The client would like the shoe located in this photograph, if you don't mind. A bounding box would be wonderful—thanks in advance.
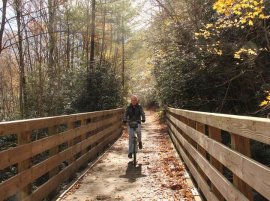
[128,153,132,158]
[139,142,143,149]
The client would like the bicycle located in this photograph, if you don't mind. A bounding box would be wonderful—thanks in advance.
[127,121,139,167]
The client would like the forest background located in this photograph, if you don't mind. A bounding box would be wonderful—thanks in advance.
[1,0,270,121]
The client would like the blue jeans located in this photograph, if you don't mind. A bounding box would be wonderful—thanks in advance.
[128,124,141,154]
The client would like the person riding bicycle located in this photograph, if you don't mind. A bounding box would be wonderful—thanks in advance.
[123,95,146,158]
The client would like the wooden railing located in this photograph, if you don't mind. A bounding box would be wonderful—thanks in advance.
[0,108,123,201]
[166,107,270,201]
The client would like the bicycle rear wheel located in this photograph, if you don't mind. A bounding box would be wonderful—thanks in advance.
[133,138,137,167]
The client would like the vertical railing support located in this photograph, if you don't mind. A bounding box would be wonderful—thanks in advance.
[48,126,59,177]
[81,119,88,154]
[48,125,59,197]
[17,131,32,200]
[208,126,224,201]
[196,122,209,183]
[231,134,253,201]
[67,121,75,165]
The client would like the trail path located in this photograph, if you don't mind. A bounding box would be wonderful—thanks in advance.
[58,111,196,201]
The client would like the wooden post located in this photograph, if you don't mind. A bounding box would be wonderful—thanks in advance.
[48,126,59,178]
[98,114,108,153]
[208,126,224,201]
[185,118,201,190]
[187,119,198,151]
[17,131,32,200]
[67,121,75,165]
[81,119,88,155]
[231,133,253,201]
[196,122,207,157]
[180,116,189,148]
[196,122,209,183]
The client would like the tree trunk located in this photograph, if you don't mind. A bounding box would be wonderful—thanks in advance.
[86,1,90,70]
[48,0,57,115]
[113,46,118,73]
[67,25,71,69]
[0,0,8,54]
[109,20,113,62]
[100,0,107,66]
[121,16,125,88]
[90,0,96,69]
[23,16,33,72]
[15,0,27,118]
[48,0,56,79]
[71,33,75,69]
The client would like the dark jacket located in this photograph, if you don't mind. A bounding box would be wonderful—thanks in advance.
[123,104,145,123]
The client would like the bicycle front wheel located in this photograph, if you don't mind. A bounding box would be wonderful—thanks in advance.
[133,138,137,167]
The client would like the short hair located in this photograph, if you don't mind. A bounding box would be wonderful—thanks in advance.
[131,95,138,101]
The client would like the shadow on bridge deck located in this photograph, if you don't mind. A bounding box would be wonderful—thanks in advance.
[119,162,147,183]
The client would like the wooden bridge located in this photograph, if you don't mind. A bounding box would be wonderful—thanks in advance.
[0,107,269,201]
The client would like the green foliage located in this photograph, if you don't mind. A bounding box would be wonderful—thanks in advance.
[73,62,123,112]
[25,62,86,117]
[149,0,270,115]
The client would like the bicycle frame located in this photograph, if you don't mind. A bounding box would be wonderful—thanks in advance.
[126,120,139,167]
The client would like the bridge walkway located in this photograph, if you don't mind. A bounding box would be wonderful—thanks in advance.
[57,111,197,201]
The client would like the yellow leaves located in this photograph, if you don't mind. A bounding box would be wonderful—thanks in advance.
[253,11,260,16]
[214,48,223,55]
[234,48,257,59]
[213,0,233,14]
[195,29,212,39]
[196,44,223,56]
[234,53,241,59]
[247,48,257,55]
[260,92,270,107]
[248,20,254,26]
[195,0,269,58]
[260,100,269,107]
[213,0,269,27]
[206,23,214,28]
[240,18,247,24]
[253,1,259,6]
[259,14,269,19]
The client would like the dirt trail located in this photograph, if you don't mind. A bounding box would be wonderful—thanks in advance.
[57,111,195,201]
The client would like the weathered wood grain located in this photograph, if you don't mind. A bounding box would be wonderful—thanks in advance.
[167,112,270,200]
[0,108,123,136]
[0,108,123,200]
[0,114,120,170]
[208,126,224,201]
[167,107,270,144]
[167,121,249,201]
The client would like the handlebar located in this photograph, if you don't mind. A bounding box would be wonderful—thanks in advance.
[123,120,144,123]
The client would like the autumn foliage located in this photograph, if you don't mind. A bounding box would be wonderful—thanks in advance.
[150,0,270,116]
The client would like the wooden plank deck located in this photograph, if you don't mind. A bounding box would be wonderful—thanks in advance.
[56,111,197,201]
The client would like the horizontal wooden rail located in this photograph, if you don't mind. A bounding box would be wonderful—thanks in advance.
[166,107,270,201]
[0,108,124,201]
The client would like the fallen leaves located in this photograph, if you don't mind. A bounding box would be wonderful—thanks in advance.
[150,121,194,201]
